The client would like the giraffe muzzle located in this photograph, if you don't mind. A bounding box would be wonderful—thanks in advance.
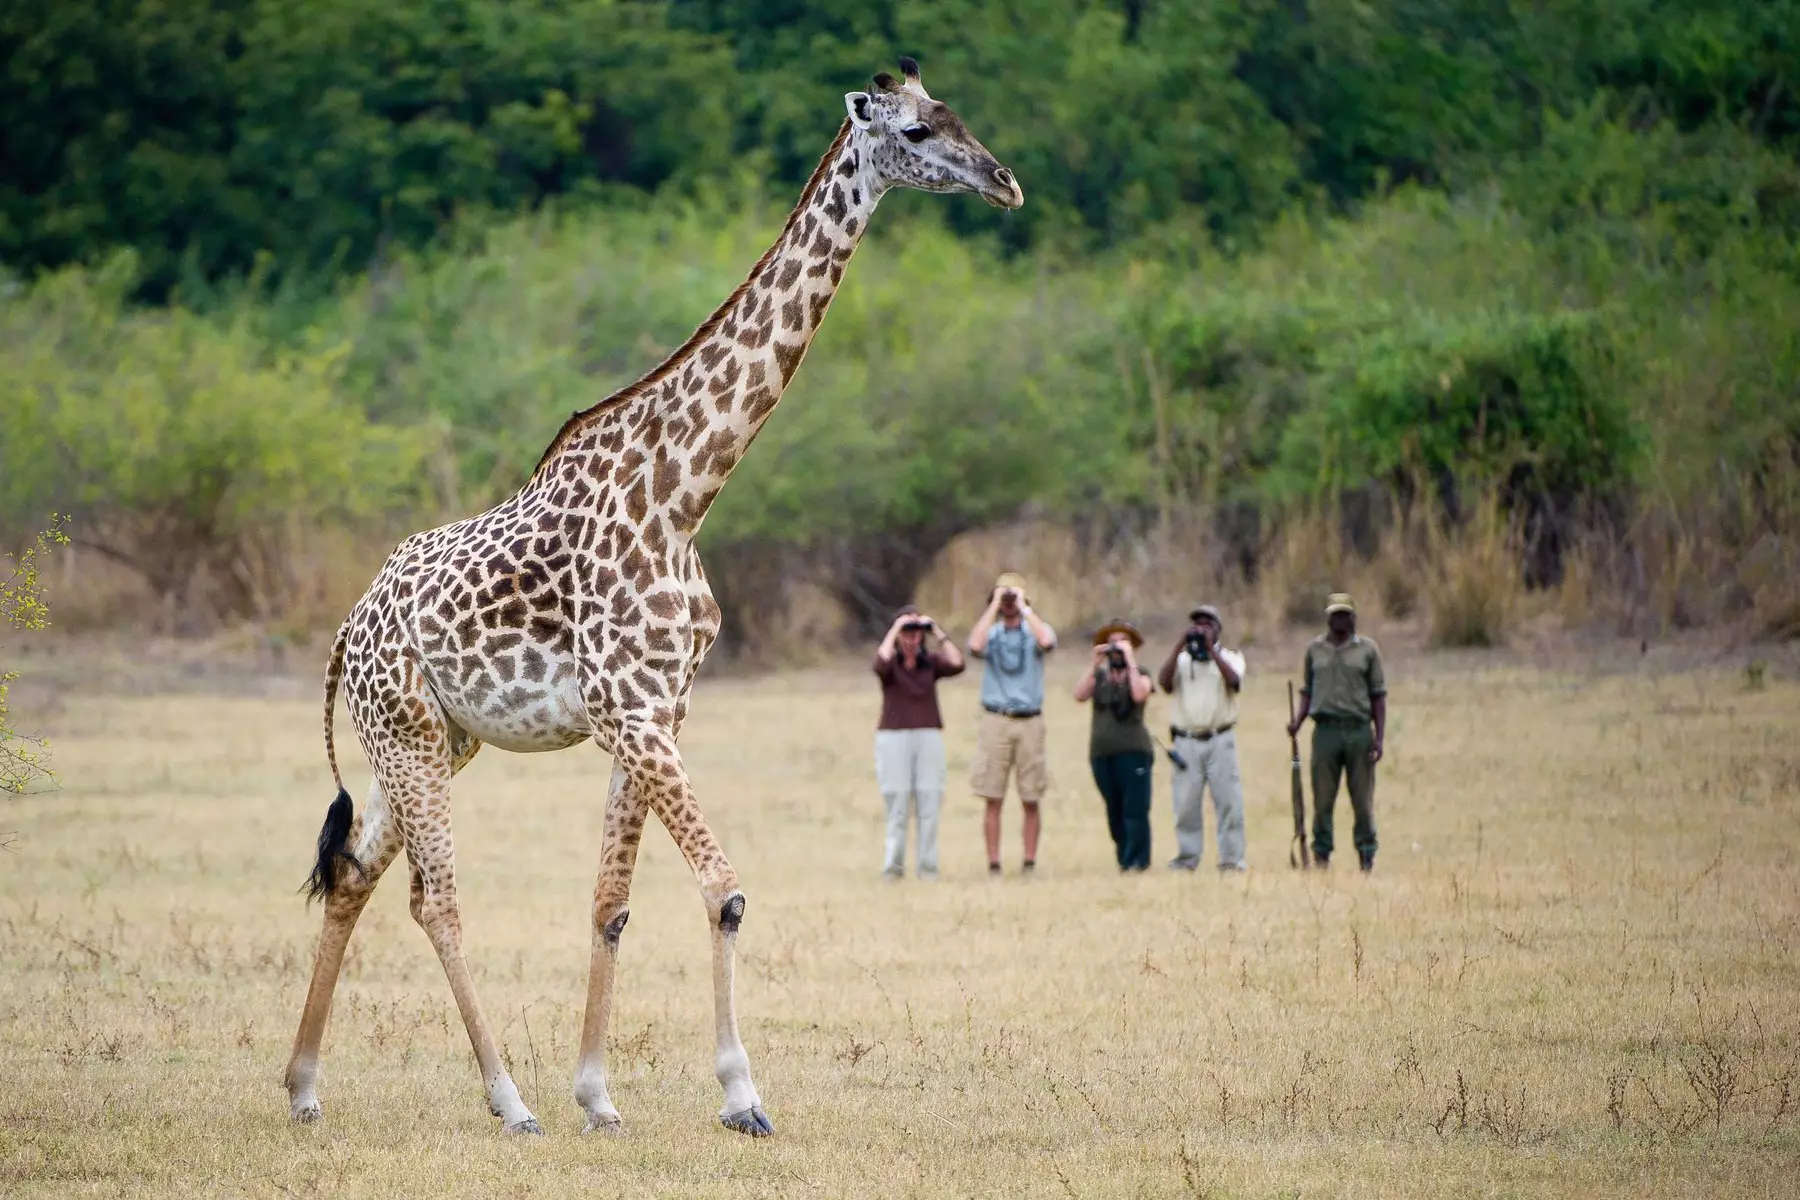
[984,166,1024,210]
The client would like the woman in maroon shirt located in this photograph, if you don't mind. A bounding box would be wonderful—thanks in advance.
[873,605,965,879]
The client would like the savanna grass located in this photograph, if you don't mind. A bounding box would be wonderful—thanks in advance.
[2,641,1798,1197]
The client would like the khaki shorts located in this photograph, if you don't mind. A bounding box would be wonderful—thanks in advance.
[971,710,1048,804]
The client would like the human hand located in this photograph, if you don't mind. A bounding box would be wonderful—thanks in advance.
[1368,741,1384,764]
[1286,720,1303,739]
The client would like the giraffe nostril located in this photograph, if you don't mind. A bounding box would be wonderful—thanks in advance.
[994,167,1014,186]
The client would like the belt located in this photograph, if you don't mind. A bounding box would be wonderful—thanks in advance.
[984,705,1041,719]
[1171,722,1234,742]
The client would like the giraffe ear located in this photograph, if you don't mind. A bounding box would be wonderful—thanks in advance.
[844,91,874,130]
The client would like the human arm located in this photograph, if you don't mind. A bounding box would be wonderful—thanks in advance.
[1367,646,1387,762]
[1124,645,1153,703]
[929,619,965,673]
[874,613,907,665]
[1157,636,1183,694]
[1072,644,1106,701]
[1287,649,1313,737]
[967,591,1002,656]
[1370,693,1387,763]
[1208,629,1241,692]
[1023,604,1057,652]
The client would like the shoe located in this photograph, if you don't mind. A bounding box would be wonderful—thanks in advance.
[882,867,904,882]
[1167,858,1199,871]
[1218,862,1249,873]
[1359,851,1375,873]
[917,869,939,881]
[1314,854,1330,869]
[988,862,1002,878]
[1021,859,1036,877]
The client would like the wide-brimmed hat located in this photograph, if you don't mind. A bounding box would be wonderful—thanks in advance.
[1188,603,1223,631]
[1092,619,1144,649]
[993,571,1029,603]
[1325,592,1357,616]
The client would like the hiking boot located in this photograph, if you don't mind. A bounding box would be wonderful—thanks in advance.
[1358,851,1375,873]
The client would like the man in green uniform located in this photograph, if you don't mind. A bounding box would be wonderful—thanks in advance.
[1286,593,1387,872]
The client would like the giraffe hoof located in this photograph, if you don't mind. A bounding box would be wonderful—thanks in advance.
[504,1116,545,1136]
[720,1105,774,1137]
[290,1101,323,1124]
[582,1112,625,1136]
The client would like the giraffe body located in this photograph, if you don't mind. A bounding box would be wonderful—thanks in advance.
[284,58,1021,1137]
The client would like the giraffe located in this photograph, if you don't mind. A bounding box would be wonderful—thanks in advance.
[282,57,1021,1139]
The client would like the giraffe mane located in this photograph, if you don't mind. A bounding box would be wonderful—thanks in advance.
[530,118,857,480]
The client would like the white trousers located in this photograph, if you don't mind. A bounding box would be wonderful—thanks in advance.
[874,729,946,877]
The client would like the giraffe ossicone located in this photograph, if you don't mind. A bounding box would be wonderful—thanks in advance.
[282,57,1020,1138]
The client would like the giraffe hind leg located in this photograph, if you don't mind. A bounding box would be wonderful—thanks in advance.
[285,776,404,1122]
[386,736,540,1135]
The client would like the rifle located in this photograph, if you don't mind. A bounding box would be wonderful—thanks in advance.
[1288,680,1311,869]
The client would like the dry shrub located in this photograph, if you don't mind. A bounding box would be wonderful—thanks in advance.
[39,525,396,637]
[1424,495,1522,648]
[914,517,1248,640]
[1370,520,1422,620]
[1254,508,1343,629]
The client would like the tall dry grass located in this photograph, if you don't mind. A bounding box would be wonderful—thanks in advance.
[1,645,1797,1196]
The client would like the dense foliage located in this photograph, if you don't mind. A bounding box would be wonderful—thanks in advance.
[2,0,1798,638]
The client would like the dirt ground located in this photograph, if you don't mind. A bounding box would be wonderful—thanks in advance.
[2,635,1798,1197]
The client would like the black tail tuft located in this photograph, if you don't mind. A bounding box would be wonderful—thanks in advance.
[302,788,358,903]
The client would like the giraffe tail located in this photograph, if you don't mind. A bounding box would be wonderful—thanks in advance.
[304,620,358,902]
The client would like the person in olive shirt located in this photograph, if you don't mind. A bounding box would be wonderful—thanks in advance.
[1073,620,1155,871]
[1286,593,1388,871]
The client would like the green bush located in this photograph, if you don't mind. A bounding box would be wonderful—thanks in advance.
[1297,309,1637,501]
[0,254,432,615]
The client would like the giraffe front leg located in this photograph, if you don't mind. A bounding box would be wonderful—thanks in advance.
[711,888,772,1136]
[573,767,645,1134]
[612,716,771,1137]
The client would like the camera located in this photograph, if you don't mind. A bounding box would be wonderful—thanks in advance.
[1106,647,1127,670]
[1184,630,1211,662]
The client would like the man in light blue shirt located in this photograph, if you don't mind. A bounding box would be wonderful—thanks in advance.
[967,571,1058,875]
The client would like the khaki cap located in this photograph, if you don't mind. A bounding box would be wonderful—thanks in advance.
[1325,592,1356,615]
[994,571,1028,593]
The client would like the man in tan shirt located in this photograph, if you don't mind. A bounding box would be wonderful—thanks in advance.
[1156,604,1248,871]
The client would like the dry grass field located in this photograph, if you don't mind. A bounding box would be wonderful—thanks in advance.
[3,636,1799,1197]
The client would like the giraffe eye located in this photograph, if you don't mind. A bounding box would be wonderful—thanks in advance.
[901,124,931,144]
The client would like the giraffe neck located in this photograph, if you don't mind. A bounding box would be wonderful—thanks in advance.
[532,121,883,538]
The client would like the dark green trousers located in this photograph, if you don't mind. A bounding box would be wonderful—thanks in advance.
[1310,718,1376,861]
[1091,752,1153,871]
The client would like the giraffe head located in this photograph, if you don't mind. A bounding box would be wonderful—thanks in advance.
[844,57,1024,210]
